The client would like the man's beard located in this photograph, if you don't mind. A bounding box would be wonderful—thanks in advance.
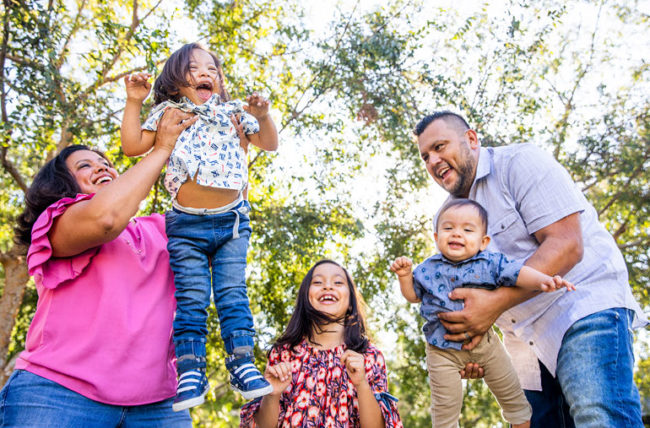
[449,142,475,197]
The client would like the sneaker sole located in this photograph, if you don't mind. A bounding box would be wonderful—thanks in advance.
[172,387,209,412]
[233,383,274,401]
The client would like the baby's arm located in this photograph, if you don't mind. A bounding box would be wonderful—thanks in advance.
[121,73,156,156]
[516,265,576,292]
[390,257,421,303]
[244,92,278,152]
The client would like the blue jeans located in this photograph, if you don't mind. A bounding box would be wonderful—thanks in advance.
[166,199,255,357]
[524,308,643,428]
[0,370,191,427]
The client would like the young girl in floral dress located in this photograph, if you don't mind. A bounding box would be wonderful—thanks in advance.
[240,260,403,428]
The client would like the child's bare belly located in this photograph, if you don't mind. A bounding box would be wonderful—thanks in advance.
[175,179,241,209]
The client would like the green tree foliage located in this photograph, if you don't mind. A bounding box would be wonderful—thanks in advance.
[1,0,648,426]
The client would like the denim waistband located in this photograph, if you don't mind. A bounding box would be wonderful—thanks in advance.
[172,195,244,215]
[171,195,248,239]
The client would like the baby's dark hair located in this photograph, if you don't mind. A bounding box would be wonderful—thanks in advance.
[153,42,230,105]
[436,199,488,233]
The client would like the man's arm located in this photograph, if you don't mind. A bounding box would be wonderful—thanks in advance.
[439,212,583,349]
[527,212,583,276]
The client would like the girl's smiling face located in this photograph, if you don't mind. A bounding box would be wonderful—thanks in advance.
[179,48,221,105]
[65,150,117,194]
[308,262,351,319]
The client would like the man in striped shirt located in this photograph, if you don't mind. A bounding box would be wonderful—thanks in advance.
[414,111,647,427]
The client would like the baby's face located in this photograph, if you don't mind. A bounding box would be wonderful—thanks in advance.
[434,204,490,262]
[178,48,220,105]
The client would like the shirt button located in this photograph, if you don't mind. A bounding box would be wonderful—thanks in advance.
[501,224,505,230]
[529,341,534,346]
[511,319,516,323]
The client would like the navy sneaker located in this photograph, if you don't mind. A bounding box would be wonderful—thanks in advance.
[172,369,209,412]
[226,354,273,400]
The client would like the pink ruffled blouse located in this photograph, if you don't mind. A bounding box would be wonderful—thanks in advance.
[15,194,177,405]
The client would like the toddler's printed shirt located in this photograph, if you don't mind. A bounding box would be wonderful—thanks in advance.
[143,95,259,199]
[413,251,523,350]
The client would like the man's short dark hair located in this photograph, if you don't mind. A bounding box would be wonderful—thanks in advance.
[414,111,471,137]
[435,198,488,234]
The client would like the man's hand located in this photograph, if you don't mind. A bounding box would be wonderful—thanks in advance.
[439,288,504,350]
[124,73,152,103]
[460,362,484,379]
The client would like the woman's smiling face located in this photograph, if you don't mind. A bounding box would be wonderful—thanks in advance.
[65,150,117,194]
[308,262,351,319]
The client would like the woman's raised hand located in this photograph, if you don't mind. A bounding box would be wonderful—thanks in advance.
[341,350,368,388]
[264,361,292,397]
[230,114,250,153]
[154,108,198,154]
[124,73,152,103]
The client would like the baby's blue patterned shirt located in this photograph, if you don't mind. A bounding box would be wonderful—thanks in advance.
[413,250,523,350]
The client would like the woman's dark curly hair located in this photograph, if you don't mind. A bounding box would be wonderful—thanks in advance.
[153,42,230,105]
[274,259,369,353]
[14,145,110,249]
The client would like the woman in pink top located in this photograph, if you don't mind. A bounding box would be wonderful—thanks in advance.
[0,109,197,427]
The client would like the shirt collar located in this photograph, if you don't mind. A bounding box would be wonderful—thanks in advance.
[474,146,491,183]
[429,250,489,266]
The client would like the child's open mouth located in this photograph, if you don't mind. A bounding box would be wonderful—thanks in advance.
[196,82,213,102]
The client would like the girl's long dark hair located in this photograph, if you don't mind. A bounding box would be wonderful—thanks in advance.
[274,260,369,353]
[14,145,108,249]
[153,42,230,105]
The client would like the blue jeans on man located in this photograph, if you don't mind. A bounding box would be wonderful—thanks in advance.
[525,308,643,428]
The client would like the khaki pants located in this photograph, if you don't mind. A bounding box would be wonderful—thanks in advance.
[425,328,532,427]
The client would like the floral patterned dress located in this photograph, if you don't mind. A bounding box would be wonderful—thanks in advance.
[239,340,402,427]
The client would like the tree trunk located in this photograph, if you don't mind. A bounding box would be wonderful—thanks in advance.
[0,245,29,386]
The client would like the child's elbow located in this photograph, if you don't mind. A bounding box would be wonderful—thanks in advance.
[266,142,279,152]
[121,146,138,157]
[407,296,421,304]
[261,136,278,152]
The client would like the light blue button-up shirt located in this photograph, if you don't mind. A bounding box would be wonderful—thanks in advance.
[445,144,647,389]
[413,251,523,351]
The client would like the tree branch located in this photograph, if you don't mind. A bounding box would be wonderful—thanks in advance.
[78,0,164,100]
[618,236,650,251]
[56,0,88,68]
[0,0,28,193]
